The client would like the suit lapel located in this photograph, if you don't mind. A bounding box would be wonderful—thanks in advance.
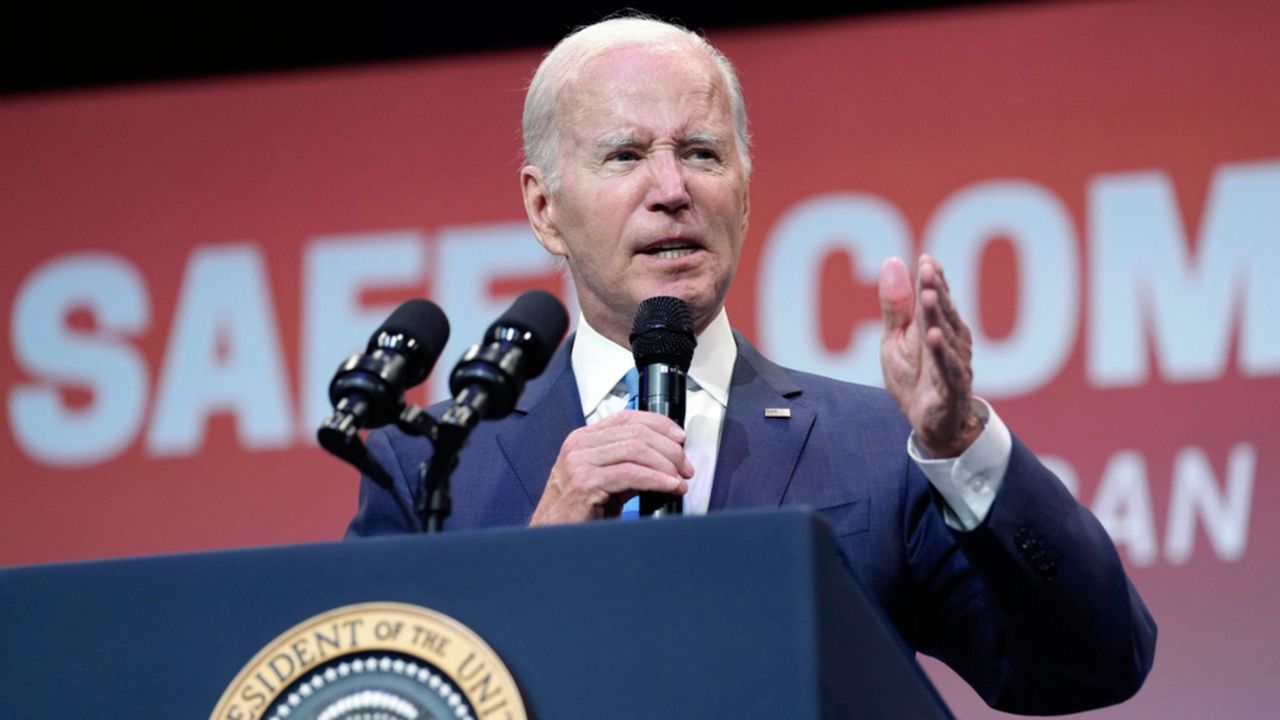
[495,338,585,506]
[709,333,816,511]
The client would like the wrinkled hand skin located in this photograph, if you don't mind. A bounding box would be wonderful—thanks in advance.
[879,254,982,459]
[529,409,693,526]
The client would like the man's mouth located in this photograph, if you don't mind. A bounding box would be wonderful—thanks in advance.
[642,242,700,259]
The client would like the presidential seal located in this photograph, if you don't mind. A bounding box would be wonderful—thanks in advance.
[211,602,526,720]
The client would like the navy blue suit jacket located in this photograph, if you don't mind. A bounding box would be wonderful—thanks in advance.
[348,332,1155,714]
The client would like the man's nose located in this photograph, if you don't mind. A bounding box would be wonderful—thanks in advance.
[645,152,691,214]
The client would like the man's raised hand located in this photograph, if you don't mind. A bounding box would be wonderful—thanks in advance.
[878,255,982,458]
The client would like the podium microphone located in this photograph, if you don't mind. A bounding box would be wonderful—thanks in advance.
[318,299,450,458]
[445,289,570,427]
[630,296,696,517]
[419,289,569,532]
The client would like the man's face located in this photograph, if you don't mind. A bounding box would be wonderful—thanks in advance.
[523,44,749,344]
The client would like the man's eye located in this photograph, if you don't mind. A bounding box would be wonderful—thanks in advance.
[688,148,720,162]
[609,151,640,162]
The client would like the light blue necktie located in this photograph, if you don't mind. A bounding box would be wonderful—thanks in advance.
[620,368,641,519]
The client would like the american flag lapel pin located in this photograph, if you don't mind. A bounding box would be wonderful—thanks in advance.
[764,408,791,419]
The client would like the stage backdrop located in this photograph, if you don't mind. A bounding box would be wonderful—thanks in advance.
[2,1,1276,717]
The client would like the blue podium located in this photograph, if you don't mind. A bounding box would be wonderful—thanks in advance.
[0,509,951,718]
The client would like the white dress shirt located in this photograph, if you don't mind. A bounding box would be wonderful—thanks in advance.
[570,309,1011,530]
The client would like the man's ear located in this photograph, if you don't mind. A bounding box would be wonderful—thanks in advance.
[521,165,567,257]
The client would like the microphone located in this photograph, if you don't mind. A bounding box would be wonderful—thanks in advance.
[318,299,450,450]
[445,289,570,428]
[417,290,568,533]
[630,296,697,517]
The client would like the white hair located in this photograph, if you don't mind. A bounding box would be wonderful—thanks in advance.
[522,15,752,187]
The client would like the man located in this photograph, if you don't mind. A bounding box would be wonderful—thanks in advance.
[349,16,1155,714]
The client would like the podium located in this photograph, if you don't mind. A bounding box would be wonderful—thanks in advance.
[0,509,951,718]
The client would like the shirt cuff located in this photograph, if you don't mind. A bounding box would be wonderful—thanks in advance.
[906,398,1012,532]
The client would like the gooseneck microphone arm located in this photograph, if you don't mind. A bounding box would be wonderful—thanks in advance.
[317,299,451,532]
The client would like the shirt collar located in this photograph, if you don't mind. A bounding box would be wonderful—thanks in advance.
[571,307,736,418]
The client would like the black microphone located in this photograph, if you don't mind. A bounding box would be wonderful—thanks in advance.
[415,290,569,533]
[630,296,697,517]
[445,289,570,428]
[318,299,450,450]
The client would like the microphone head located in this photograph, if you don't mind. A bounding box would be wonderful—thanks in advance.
[630,296,696,372]
[486,290,570,378]
[371,299,451,387]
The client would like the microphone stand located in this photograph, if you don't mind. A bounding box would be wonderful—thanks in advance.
[319,399,466,535]
[398,387,489,534]
[319,405,419,531]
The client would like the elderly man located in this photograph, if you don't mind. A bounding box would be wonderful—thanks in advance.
[349,16,1155,714]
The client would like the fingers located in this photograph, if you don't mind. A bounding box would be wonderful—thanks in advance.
[592,406,687,441]
[579,421,695,479]
[563,413,693,481]
[584,411,693,476]
[917,255,971,348]
[919,257,973,393]
[880,255,965,337]
[530,411,692,526]
[878,256,915,335]
[920,289,966,352]
[925,326,972,403]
